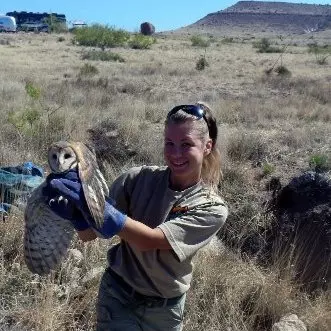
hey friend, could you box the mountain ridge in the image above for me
[181,1,331,35]
[221,1,331,15]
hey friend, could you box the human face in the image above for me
[164,121,212,191]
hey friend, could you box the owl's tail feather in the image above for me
[24,184,74,275]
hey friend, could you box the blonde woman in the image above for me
[48,102,228,330]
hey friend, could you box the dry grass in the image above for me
[0,30,330,330]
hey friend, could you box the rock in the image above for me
[272,314,307,331]
[268,171,331,291]
[140,22,155,36]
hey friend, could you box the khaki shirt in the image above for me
[107,166,228,298]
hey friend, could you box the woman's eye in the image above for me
[182,143,192,148]
[165,142,173,146]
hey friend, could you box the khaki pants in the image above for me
[96,269,186,331]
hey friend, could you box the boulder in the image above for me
[268,172,331,291]
[140,22,155,35]
[272,314,307,331]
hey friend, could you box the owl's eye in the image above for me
[64,153,71,159]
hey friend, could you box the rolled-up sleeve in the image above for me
[158,201,228,262]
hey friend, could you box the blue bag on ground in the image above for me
[0,161,45,217]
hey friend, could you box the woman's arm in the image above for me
[118,217,172,251]
[77,217,171,251]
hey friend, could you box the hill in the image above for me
[176,1,331,36]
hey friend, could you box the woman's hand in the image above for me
[42,170,90,232]
[47,170,127,239]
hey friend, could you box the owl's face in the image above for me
[48,142,78,173]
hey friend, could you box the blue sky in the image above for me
[1,0,330,32]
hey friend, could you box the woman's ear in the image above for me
[204,139,213,156]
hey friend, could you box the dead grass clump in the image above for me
[303,291,331,331]
[138,63,162,75]
[263,76,331,106]
[73,77,116,91]
[0,214,24,263]
[185,249,300,331]
[0,38,11,46]
[82,50,125,63]
[78,63,99,77]
[226,132,268,164]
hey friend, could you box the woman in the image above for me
[47,102,228,330]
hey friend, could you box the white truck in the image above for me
[0,15,17,32]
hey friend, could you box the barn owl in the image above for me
[24,141,109,275]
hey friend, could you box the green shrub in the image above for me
[25,81,41,100]
[196,56,209,70]
[79,63,99,76]
[128,34,156,49]
[82,50,125,62]
[43,15,67,33]
[309,154,330,172]
[262,162,275,176]
[190,35,210,48]
[253,38,282,53]
[72,24,130,48]
[7,82,66,151]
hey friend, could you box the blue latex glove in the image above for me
[48,197,90,231]
[43,170,90,232]
[48,171,127,238]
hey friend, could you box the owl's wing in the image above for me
[76,142,109,230]
[24,183,74,275]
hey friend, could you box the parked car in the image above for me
[0,15,17,32]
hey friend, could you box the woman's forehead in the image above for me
[164,121,197,138]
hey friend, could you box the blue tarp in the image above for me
[0,161,45,217]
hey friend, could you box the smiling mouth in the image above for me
[171,161,188,167]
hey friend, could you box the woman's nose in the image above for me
[172,146,183,156]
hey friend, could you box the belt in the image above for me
[107,268,183,308]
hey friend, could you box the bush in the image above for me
[72,24,130,48]
[309,154,330,172]
[79,63,99,76]
[227,133,267,163]
[196,56,209,71]
[253,38,282,53]
[274,65,291,76]
[43,15,67,33]
[82,50,125,62]
[6,82,66,152]
[221,37,234,44]
[128,34,156,49]
[190,35,210,48]
[308,43,330,65]
[262,162,275,176]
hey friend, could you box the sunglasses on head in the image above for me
[167,105,206,122]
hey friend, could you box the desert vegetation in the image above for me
[0,27,330,330]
